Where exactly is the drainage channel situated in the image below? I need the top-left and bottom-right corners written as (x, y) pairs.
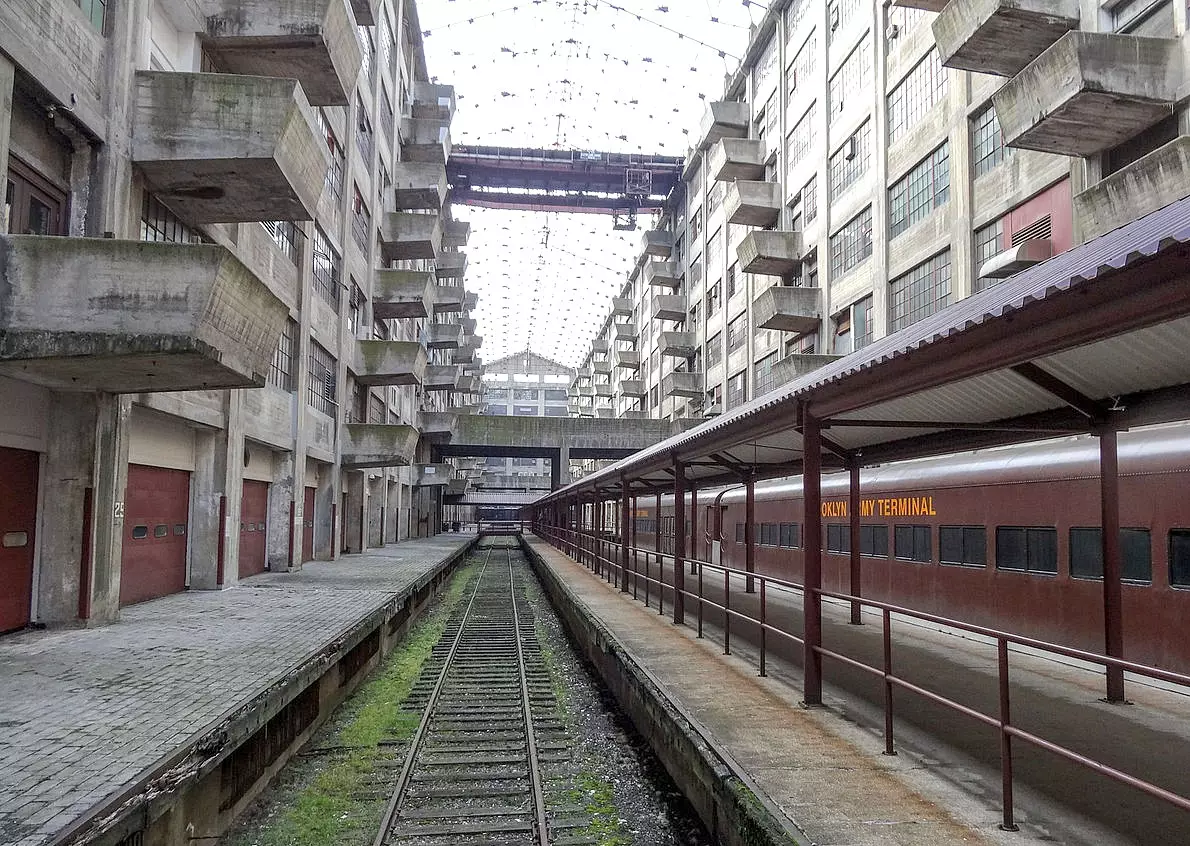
top-left (224, 538), bottom-right (713, 846)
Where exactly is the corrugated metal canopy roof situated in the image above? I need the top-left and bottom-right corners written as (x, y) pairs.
top-left (537, 194), bottom-right (1190, 503)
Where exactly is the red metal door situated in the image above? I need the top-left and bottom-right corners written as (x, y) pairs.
top-left (0, 447), bottom-right (38, 633)
top-left (239, 480), bottom-right (269, 578)
top-left (302, 487), bottom-right (315, 562)
top-left (121, 465), bottom-right (190, 606)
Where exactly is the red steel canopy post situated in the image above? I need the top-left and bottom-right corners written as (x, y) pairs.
top-left (673, 458), bottom-right (686, 625)
top-left (803, 405), bottom-right (824, 706)
top-left (1100, 429), bottom-right (1125, 702)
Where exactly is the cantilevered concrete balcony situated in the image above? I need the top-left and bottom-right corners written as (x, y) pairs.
top-left (456, 374), bottom-right (482, 394)
top-left (615, 349), bottom-right (641, 371)
top-left (773, 352), bottom-right (840, 386)
top-left (614, 323), bottom-right (637, 342)
top-left (592, 339), bottom-right (610, 354)
top-left (933, 0), bottom-right (1079, 77)
top-left (659, 332), bottom-right (697, 359)
top-left (593, 359), bottom-right (612, 375)
top-left (1074, 136), bottom-right (1190, 240)
top-left (355, 340), bottom-right (428, 387)
top-left (372, 270), bottom-right (434, 320)
top-left (708, 138), bottom-right (766, 182)
top-left (594, 382), bottom-right (613, 398)
top-left (416, 464), bottom-right (452, 486)
top-left (641, 230), bottom-right (673, 258)
top-left (0, 236), bottom-right (287, 393)
top-left (424, 364), bottom-right (461, 392)
top-left (426, 323), bottom-right (463, 349)
top-left (435, 252), bottom-right (468, 279)
top-left (133, 72), bottom-right (327, 224)
top-left (619, 379), bottom-right (646, 397)
top-left (738, 230), bottom-right (802, 276)
top-left (595, 407), bottom-right (615, 419)
top-left (379, 212), bottom-right (442, 262)
top-left (419, 410), bottom-right (459, 443)
top-left (652, 295), bottom-right (686, 323)
top-left (611, 297), bottom-right (633, 317)
top-left (725, 181), bottom-right (782, 227)
top-left (663, 371), bottom-right (703, 399)
top-left (752, 286), bottom-right (822, 334)
top-left (400, 118), bottom-right (451, 164)
top-left (454, 344), bottom-right (477, 364)
top-left (461, 317), bottom-right (477, 334)
top-left (445, 477), bottom-right (470, 496)
top-left (993, 32), bottom-right (1182, 157)
top-left (643, 261), bottom-right (681, 288)
top-left (697, 100), bottom-right (749, 150)
top-left (341, 424), bottom-right (418, 469)
top-left (412, 82), bottom-right (457, 123)
top-left (463, 292), bottom-right (479, 311)
top-left (433, 284), bottom-right (465, 314)
top-left (202, 0), bottom-right (361, 106)
top-left (392, 162), bottom-right (448, 210)
top-left (443, 219), bottom-right (471, 248)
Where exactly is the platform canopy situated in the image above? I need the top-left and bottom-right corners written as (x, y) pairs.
top-left (538, 194), bottom-right (1190, 500)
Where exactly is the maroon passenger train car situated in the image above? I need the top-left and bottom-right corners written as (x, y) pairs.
top-left (635, 424), bottom-right (1190, 674)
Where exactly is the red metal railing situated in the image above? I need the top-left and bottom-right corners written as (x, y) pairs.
top-left (535, 526), bottom-right (1190, 831)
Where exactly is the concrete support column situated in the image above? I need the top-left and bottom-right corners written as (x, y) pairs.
top-left (191, 426), bottom-right (230, 590)
top-left (849, 458), bottom-right (862, 625)
top-left (267, 452), bottom-right (295, 572)
top-left (367, 474), bottom-right (383, 547)
top-left (345, 471), bottom-right (366, 553)
top-left (620, 476), bottom-right (631, 593)
top-left (80, 394), bottom-right (132, 622)
top-left (386, 479), bottom-right (400, 544)
top-left (803, 406), bottom-right (824, 706)
top-left (689, 484), bottom-right (699, 574)
top-left (0, 53), bottom-right (13, 183)
top-left (316, 463), bottom-right (336, 559)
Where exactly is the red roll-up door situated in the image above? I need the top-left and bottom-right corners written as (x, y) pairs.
top-left (121, 465), bottom-right (190, 606)
top-left (302, 487), bottom-right (316, 563)
top-left (240, 480), bottom-right (269, 578)
top-left (0, 447), bottom-right (38, 633)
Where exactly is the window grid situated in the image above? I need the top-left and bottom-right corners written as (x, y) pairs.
top-left (727, 314), bottom-right (747, 353)
top-left (263, 220), bottom-right (302, 265)
top-left (358, 26), bottom-right (375, 82)
top-left (973, 219), bottom-right (1004, 293)
top-left (828, 120), bottom-right (871, 201)
top-left (268, 318), bottom-right (298, 392)
top-left (972, 105), bottom-right (1006, 176)
top-left (727, 370), bottom-right (747, 407)
top-left (319, 110), bottom-right (345, 202)
top-left (853, 295), bottom-right (874, 349)
top-left (307, 342), bottom-right (338, 417)
top-left (77, 0), bottom-right (106, 32)
top-left (787, 34), bottom-right (817, 101)
top-left (939, 526), bottom-right (987, 567)
top-left (887, 6), bottom-right (930, 42)
top-left (995, 527), bottom-right (1058, 574)
top-left (355, 97), bottom-right (375, 164)
top-left (889, 250), bottom-right (951, 332)
top-left (754, 351), bottom-right (778, 396)
top-left (140, 194), bottom-right (203, 244)
top-left (888, 143), bottom-right (950, 237)
top-left (312, 226), bottom-right (342, 312)
top-left (828, 0), bottom-right (862, 43)
top-left (380, 89), bottom-right (396, 144)
top-left (828, 206), bottom-right (873, 277)
top-left (706, 280), bottom-right (722, 318)
top-left (786, 102), bottom-right (818, 177)
top-left (351, 185), bottom-right (371, 254)
top-left (887, 49), bottom-right (947, 142)
top-left (803, 176), bottom-right (818, 224)
top-left (828, 39), bottom-right (871, 123)
top-left (707, 332), bottom-right (723, 368)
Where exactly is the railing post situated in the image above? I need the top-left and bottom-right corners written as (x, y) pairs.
top-left (723, 568), bottom-right (731, 655)
top-left (998, 638), bottom-right (1019, 831)
top-left (689, 484), bottom-right (699, 575)
top-left (697, 561), bottom-right (704, 638)
top-left (882, 609), bottom-right (896, 756)
top-left (759, 579), bottom-right (767, 677)
top-left (744, 474), bottom-right (756, 593)
top-left (803, 404), bottom-right (824, 706)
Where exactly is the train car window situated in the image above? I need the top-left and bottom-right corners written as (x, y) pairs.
top-left (154, 524), bottom-right (168, 538)
top-left (735, 522), bottom-right (745, 543)
top-left (996, 527), bottom-right (1057, 573)
top-left (1170, 530), bottom-right (1190, 587)
top-left (860, 524), bottom-right (889, 557)
top-left (779, 522), bottom-right (801, 548)
top-left (1070, 528), bottom-right (1152, 582)
top-left (940, 526), bottom-right (986, 567)
top-left (894, 525), bottom-right (932, 562)
top-left (131, 525), bottom-right (148, 539)
top-left (825, 524), bottom-right (849, 553)
top-left (760, 523), bottom-right (779, 545)
top-left (174, 524), bottom-right (186, 536)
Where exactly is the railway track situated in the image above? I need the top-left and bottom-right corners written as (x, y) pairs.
top-left (375, 539), bottom-right (592, 846)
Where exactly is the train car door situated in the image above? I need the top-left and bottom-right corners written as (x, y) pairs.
top-left (0, 447), bottom-right (39, 632)
top-left (121, 465), bottom-right (190, 605)
top-left (302, 487), bottom-right (316, 562)
top-left (239, 480), bottom-right (269, 578)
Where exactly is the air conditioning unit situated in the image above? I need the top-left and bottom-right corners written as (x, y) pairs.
top-left (844, 136), bottom-right (858, 161)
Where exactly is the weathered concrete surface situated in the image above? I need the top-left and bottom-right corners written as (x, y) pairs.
top-left (0, 535), bottom-right (475, 846)
top-left (380, 211), bottom-right (442, 262)
top-left (663, 370), bottom-right (704, 399)
top-left (993, 32), bottom-right (1182, 157)
top-left (1074, 135), bottom-right (1190, 240)
top-left (400, 117), bottom-right (452, 164)
top-left (424, 364), bottom-right (461, 391)
top-left (354, 340), bottom-right (428, 387)
top-left (426, 323), bottom-right (463, 349)
top-left (442, 218), bottom-right (470, 247)
top-left (439, 413), bottom-right (683, 458)
top-left (738, 230), bottom-right (803, 276)
top-left (411, 82), bottom-right (456, 122)
top-left (659, 331), bottom-right (697, 358)
top-left (341, 423), bottom-right (420, 468)
top-left (132, 72), bottom-right (328, 223)
top-left (643, 259), bottom-right (681, 288)
top-left (523, 537), bottom-right (1000, 846)
top-left (709, 137), bottom-right (766, 182)
top-left (752, 285), bottom-right (821, 334)
top-left (932, 0), bottom-right (1079, 78)
top-left (698, 100), bottom-right (749, 150)
top-left (434, 250), bottom-right (468, 279)
top-left (726, 180), bottom-right (781, 227)
top-left (0, 236), bottom-right (288, 393)
top-left (202, 0), bottom-right (362, 106)
top-left (372, 270), bottom-right (435, 320)
top-left (774, 352), bottom-right (842, 386)
top-left (432, 283), bottom-right (465, 313)
top-left (391, 161), bottom-right (449, 210)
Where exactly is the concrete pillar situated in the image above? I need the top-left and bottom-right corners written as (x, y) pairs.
top-left (267, 452), bottom-right (295, 572)
top-left (386, 479), bottom-right (399, 543)
top-left (316, 466), bottom-right (335, 558)
top-left (191, 428), bottom-right (230, 590)
top-left (367, 474), bottom-right (384, 547)
top-left (0, 53), bottom-right (13, 183)
top-left (345, 470), bottom-right (366, 553)
top-left (88, 394), bottom-right (132, 622)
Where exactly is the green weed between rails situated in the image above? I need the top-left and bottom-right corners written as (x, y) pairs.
top-left (227, 562), bottom-right (479, 846)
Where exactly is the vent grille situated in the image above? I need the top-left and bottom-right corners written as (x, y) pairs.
top-left (1011, 214), bottom-right (1051, 246)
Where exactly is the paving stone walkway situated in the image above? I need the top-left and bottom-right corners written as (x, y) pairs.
top-left (0, 534), bottom-right (474, 846)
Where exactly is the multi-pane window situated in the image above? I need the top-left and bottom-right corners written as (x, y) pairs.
top-left (780, 522), bottom-right (802, 548)
top-left (319, 110), bottom-right (345, 202)
top-left (853, 295), bottom-right (874, 349)
top-left (726, 262), bottom-right (738, 299)
top-left (972, 105), bottom-right (1006, 177)
top-left (786, 102), bottom-right (818, 176)
top-left (262, 221), bottom-right (301, 264)
top-left (727, 370), bottom-right (747, 407)
top-left (351, 185), bottom-right (371, 254)
top-left (707, 332), bottom-right (723, 368)
top-left (347, 282), bottom-right (365, 336)
top-left (828, 206), bottom-right (873, 277)
top-left (754, 351), bottom-right (778, 396)
top-left (268, 318), bottom-right (298, 392)
top-left (77, 0), bottom-right (107, 32)
top-left (368, 394), bottom-right (386, 425)
top-left (828, 0), bottom-right (862, 43)
top-left (358, 26), bottom-right (375, 82)
top-left (828, 38), bottom-right (871, 122)
top-left (312, 225), bottom-right (342, 312)
top-left (887, 6), bottom-right (930, 42)
top-left (889, 250), bottom-right (951, 332)
top-left (1169, 530), bottom-right (1190, 587)
top-left (307, 342), bottom-right (338, 417)
top-left (828, 120), bottom-right (871, 201)
top-left (1069, 528), bottom-right (1152, 582)
top-left (973, 219), bottom-right (1004, 293)
top-left (787, 34), bottom-right (817, 102)
top-left (785, 0), bottom-right (811, 37)
top-left (380, 12), bottom-right (396, 74)
top-left (755, 35), bottom-right (779, 96)
top-left (888, 143), bottom-right (949, 237)
top-left (707, 182), bottom-right (723, 215)
top-left (861, 525), bottom-right (889, 557)
top-left (803, 176), bottom-right (818, 224)
top-left (888, 48), bottom-right (947, 142)
top-left (380, 88), bottom-right (396, 144)
top-left (140, 194), bottom-right (202, 244)
top-left (355, 96), bottom-right (375, 164)
top-left (707, 228), bottom-right (723, 273)
top-left (706, 280), bottom-right (722, 317)
top-left (995, 527), bottom-right (1058, 574)
top-left (939, 526), bottom-right (986, 567)
top-left (894, 525), bottom-right (932, 562)
top-left (690, 207), bottom-right (703, 240)
top-left (727, 314), bottom-right (747, 353)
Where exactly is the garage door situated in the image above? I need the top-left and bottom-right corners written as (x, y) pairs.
top-left (240, 480), bottom-right (269, 578)
top-left (0, 447), bottom-right (38, 633)
top-left (122, 465), bottom-right (190, 606)
top-left (302, 487), bottom-right (316, 562)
